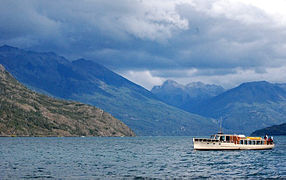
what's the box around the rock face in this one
[251,123,286,136]
[0,45,217,136]
[0,64,135,137]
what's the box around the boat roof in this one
[213,134,245,137]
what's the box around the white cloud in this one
[1,0,286,89]
[235,0,286,25]
[120,70,165,90]
[150,66,286,89]
[0,0,62,47]
[116,0,189,41]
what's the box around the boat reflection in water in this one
[193,133,274,150]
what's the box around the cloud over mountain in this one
[1,0,286,89]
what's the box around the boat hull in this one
[193,138,274,150]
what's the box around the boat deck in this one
[193,134,274,150]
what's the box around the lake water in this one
[0,136,285,179]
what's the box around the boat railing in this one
[193,138,220,142]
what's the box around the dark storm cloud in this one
[1,0,286,88]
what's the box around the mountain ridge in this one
[151,79,225,112]
[251,123,286,136]
[0,64,135,137]
[191,81,286,134]
[0,45,217,136]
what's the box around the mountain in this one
[251,123,286,136]
[277,83,286,92]
[192,81,286,134]
[0,64,135,137]
[151,80,225,112]
[0,45,217,135]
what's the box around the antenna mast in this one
[218,117,223,134]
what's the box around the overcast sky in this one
[1,0,286,90]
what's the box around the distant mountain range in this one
[251,123,286,136]
[3,45,285,136]
[0,64,135,137]
[193,81,286,134]
[151,80,225,111]
[0,45,217,136]
[153,80,286,134]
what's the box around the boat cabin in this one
[194,134,274,145]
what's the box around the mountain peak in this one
[0,46,217,136]
[186,81,205,88]
[240,81,270,87]
[209,80,286,105]
[163,79,181,87]
[190,80,286,134]
[151,80,185,92]
[151,79,225,112]
[0,45,19,51]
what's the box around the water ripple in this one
[0,136,285,179]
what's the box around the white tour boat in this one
[193,133,274,150]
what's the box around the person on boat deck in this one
[266,136,273,145]
[264,135,268,140]
[269,136,273,144]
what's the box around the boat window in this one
[233,136,237,142]
[220,136,225,141]
[240,140,243,144]
[211,135,215,139]
[226,136,230,141]
[215,136,220,140]
[256,141,260,145]
[253,141,256,145]
[244,140,247,145]
[249,141,252,145]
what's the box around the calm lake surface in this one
[0,136,285,179]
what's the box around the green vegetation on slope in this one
[0,64,135,137]
[0,45,217,136]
